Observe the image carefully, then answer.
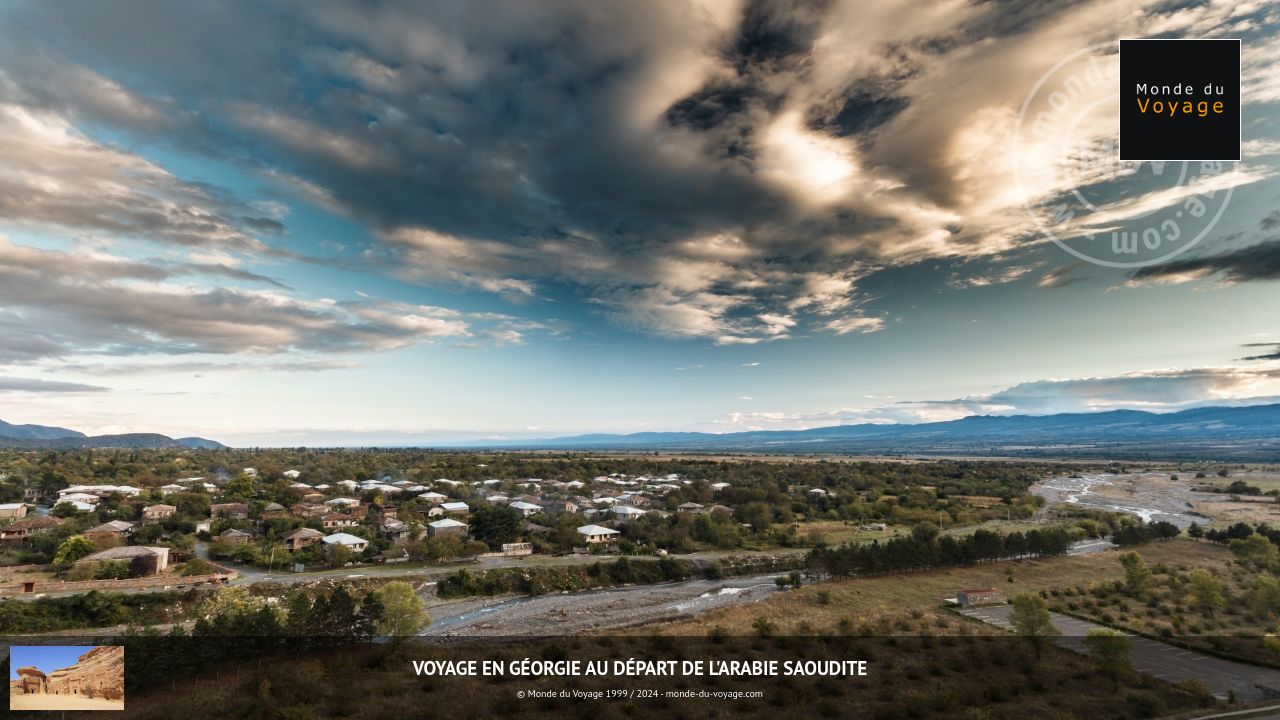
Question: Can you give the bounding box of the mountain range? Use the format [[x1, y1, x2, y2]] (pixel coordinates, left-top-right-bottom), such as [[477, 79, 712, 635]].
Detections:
[[0, 419, 224, 450], [454, 403, 1280, 461], [5, 403, 1280, 459]]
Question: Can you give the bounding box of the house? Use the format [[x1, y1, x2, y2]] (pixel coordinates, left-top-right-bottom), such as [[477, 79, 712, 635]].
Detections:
[[261, 502, 287, 519], [160, 483, 185, 495], [282, 527, 324, 552], [321, 532, 369, 553], [218, 528, 252, 545], [324, 497, 360, 510], [710, 482, 731, 492], [83, 520, 134, 543], [509, 501, 543, 517], [290, 502, 327, 519], [428, 518, 468, 538], [380, 518, 411, 543], [611, 505, 647, 523], [0, 515, 65, 543], [418, 492, 448, 504], [0, 502, 28, 519], [142, 504, 177, 522], [441, 501, 469, 516], [59, 484, 141, 498], [322, 513, 357, 530], [283, 470, 302, 479], [577, 524, 620, 544], [55, 492, 100, 507], [677, 502, 705, 514], [78, 545, 170, 575], [210, 502, 249, 519], [808, 488, 829, 497], [956, 587, 1006, 607], [542, 499, 579, 514]]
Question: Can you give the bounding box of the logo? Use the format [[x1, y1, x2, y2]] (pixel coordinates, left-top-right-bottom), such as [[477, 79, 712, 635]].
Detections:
[[1013, 43, 1237, 268]]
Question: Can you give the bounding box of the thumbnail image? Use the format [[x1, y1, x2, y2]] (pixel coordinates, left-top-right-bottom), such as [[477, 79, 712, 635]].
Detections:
[[9, 646, 124, 711]]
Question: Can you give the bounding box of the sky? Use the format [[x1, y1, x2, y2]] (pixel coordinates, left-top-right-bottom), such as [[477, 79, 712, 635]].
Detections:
[[1, 0, 1279, 446], [9, 646, 97, 680]]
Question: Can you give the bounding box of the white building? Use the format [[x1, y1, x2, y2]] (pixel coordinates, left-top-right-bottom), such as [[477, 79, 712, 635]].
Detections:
[[509, 501, 543, 517], [577, 524, 620, 544], [321, 533, 369, 553]]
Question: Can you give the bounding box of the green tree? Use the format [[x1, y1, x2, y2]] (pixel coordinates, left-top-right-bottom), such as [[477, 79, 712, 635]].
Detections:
[[53, 535, 96, 567], [373, 580, 431, 636], [1188, 569, 1225, 615], [1084, 628, 1131, 692], [1251, 576, 1280, 618], [1230, 534, 1279, 571], [1119, 552, 1153, 595], [1010, 592, 1061, 660]]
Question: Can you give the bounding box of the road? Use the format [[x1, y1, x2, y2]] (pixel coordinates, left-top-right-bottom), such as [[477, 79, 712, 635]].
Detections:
[[959, 604, 1280, 700], [423, 573, 783, 636]]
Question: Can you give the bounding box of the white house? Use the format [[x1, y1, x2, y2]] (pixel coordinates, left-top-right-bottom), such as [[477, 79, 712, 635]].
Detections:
[[577, 524, 620, 544], [612, 505, 647, 522], [160, 483, 185, 495], [441, 501, 469, 515], [283, 470, 302, 479], [509, 501, 543, 517], [321, 533, 369, 553]]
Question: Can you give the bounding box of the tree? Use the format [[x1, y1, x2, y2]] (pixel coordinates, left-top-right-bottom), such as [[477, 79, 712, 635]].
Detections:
[[468, 506, 523, 550], [1188, 523, 1204, 540], [53, 535, 96, 567], [373, 580, 431, 636], [1084, 628, 1131, 692], [1119, 552, 1153, 595], [1010, 592, 1060, 660], [1188, 569, 1225, 615], [910, 521, 939, 544], [1230, 534, 1278, 571]]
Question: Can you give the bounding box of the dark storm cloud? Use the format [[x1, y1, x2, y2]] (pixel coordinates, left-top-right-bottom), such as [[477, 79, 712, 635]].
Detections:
[[1242, 343, 1280, 361], [1129, 239, 1280, 284]]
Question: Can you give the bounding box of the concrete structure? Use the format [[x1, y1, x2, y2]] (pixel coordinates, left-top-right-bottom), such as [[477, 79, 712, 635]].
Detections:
[[79, 546, 170, 575], [0, 502, 28, 519], [956, 587, 1005, 607]]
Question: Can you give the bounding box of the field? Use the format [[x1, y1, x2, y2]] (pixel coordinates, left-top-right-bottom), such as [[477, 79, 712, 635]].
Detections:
[[648, 539, 1228, 637]]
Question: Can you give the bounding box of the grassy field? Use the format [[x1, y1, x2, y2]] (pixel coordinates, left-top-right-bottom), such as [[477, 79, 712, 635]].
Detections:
[[649, 539, 1227, 637], [1043, 541, 1280, 666]]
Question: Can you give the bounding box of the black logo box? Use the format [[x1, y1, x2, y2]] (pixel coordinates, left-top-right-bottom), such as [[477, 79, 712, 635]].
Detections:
[[1119, 38, 1240, 161]]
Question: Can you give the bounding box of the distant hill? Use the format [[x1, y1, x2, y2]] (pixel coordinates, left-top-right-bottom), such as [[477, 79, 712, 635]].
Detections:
[[0, 419, 84, 441], [0, 420, 226, 450], [454, 403, 1280, 461]]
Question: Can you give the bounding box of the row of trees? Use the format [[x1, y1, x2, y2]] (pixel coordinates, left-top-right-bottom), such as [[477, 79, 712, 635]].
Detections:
[[807, 526, 1076, 578]]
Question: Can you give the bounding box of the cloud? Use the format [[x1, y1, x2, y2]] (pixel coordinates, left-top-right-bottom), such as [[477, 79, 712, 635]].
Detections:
[[0, 102, 280, 251], [0, 377, 107, 393], [0, 238, 545, 363], [708, 365, 1280, 430], [0, 0, 1278, 347], [1128, 238, 1280, 285]]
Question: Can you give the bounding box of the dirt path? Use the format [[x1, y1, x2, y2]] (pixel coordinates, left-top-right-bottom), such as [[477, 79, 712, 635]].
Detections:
[[10, 695, 125, 710]]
